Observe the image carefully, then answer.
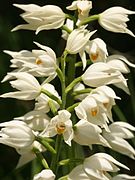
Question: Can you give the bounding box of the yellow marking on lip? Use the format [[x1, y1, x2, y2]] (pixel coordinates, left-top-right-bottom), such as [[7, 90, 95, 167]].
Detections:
[[103, 102, 108, 108], [90, 108, 98, 116], [90, 52, 99, 61], [36, 58, 42, 65], [56, 122, 66, 134]]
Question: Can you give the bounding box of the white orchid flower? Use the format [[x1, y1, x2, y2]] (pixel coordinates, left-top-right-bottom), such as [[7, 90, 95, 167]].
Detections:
[[66, 26, 96, 69], [74, 119, 110, 147], [82, 62, 126, 87], [16, 141, 46, 168], [67, 0, 92, 21], [91, 86, 120, 121], [83, 153, 129, 180], [0, 72, 42, 100], [86, 38, 108, 63], [68, 164, 90, 180], [15, 110, 50, 131], [12, 4, 66, 34], [3, 42, 57, 82], [1, 72, 60, 102], [40, 110, 73, 146], [33, 169, 55, 180], [75, 95, 110, 131], [99, 7, 135, 37], [35, 83, 61, 113], [106, 54, 135, 94], [103, 122, 135, 159], [106, 55, 130, 73], [0, 120, 35, 149], [108, 121, 135, 139]]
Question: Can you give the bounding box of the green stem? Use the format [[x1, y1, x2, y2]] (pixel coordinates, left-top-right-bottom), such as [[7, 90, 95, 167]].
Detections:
[[75, 60, 92, 68], [41, 88, 62, 106], [72, 88, 92, 96], [78, 14, 99, 26], [66, 55, 76, 108], [48, 100, 58, 115], [61, 25, 72, 34], [56, 66, 64, 83], [50, 51, 67, 176], [66, 14, 76, 23], [66, 102, 80, 112], [36, 136, 56, 154], [33, 148, 49, 169], [61, 51, 68, 109], [50, 135, 63, 174], [65, 76, 82, 94], [59, 158, 83, 166]]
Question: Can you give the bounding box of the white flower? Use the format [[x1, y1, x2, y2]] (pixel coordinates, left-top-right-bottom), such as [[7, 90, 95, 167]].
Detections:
[[16, 141, 45, 168], [61, 19, 74, 40], [83, 153, 129, 180], [35, 83, 60, 113], [67, 0, 92, 20], [73, 83, 88, 100], [24, 42, 57, 77], [91, 86, 120, 121], [103, 122, 135, 159], [0, 120, 35, 149], [3, 42, 57, 81], [15, 110, 50, 131], [41, 110, 73, 146], [33, 169, 55, 180], [107, 121, 135, 138], [106, 54, 135, 94], [112, 174, 135, 180], [12, 4, 66, 34], [68, 164, 90, 180], [98, 7, 135, 37], [65, 26, 96, 69], [0, 72, 41, 100], [106, 55, 130, 74], [68, 154, 131, 180], [86, 38, 108, 63], [75, 95, 110, 131], [74, 119, 110, 147], [82, 62, 125, 87], [66, 26, 93, 53]]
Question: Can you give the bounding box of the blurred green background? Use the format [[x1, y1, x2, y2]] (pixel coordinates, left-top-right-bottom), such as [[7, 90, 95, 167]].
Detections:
[[0, 0, 135, 179]]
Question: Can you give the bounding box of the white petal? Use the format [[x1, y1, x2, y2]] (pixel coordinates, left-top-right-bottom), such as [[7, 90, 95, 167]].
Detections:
[[68, 164, 89, 180]]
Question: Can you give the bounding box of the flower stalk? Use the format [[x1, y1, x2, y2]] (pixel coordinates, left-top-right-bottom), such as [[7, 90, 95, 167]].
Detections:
[[78, 14, 99, 26], [41, 88, 62, 106], [65, 76, 82, 94], [33, 147, 49, 169], [36, 136, 56, 154]]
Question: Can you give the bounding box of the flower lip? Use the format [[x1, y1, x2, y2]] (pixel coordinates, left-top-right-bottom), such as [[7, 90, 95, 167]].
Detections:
[[56, 122, 66, 134], [35, 58, 43, 65]]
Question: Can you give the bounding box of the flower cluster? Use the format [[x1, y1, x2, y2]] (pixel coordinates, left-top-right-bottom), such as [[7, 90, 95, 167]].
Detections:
[[0, 0, 135, 179]]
